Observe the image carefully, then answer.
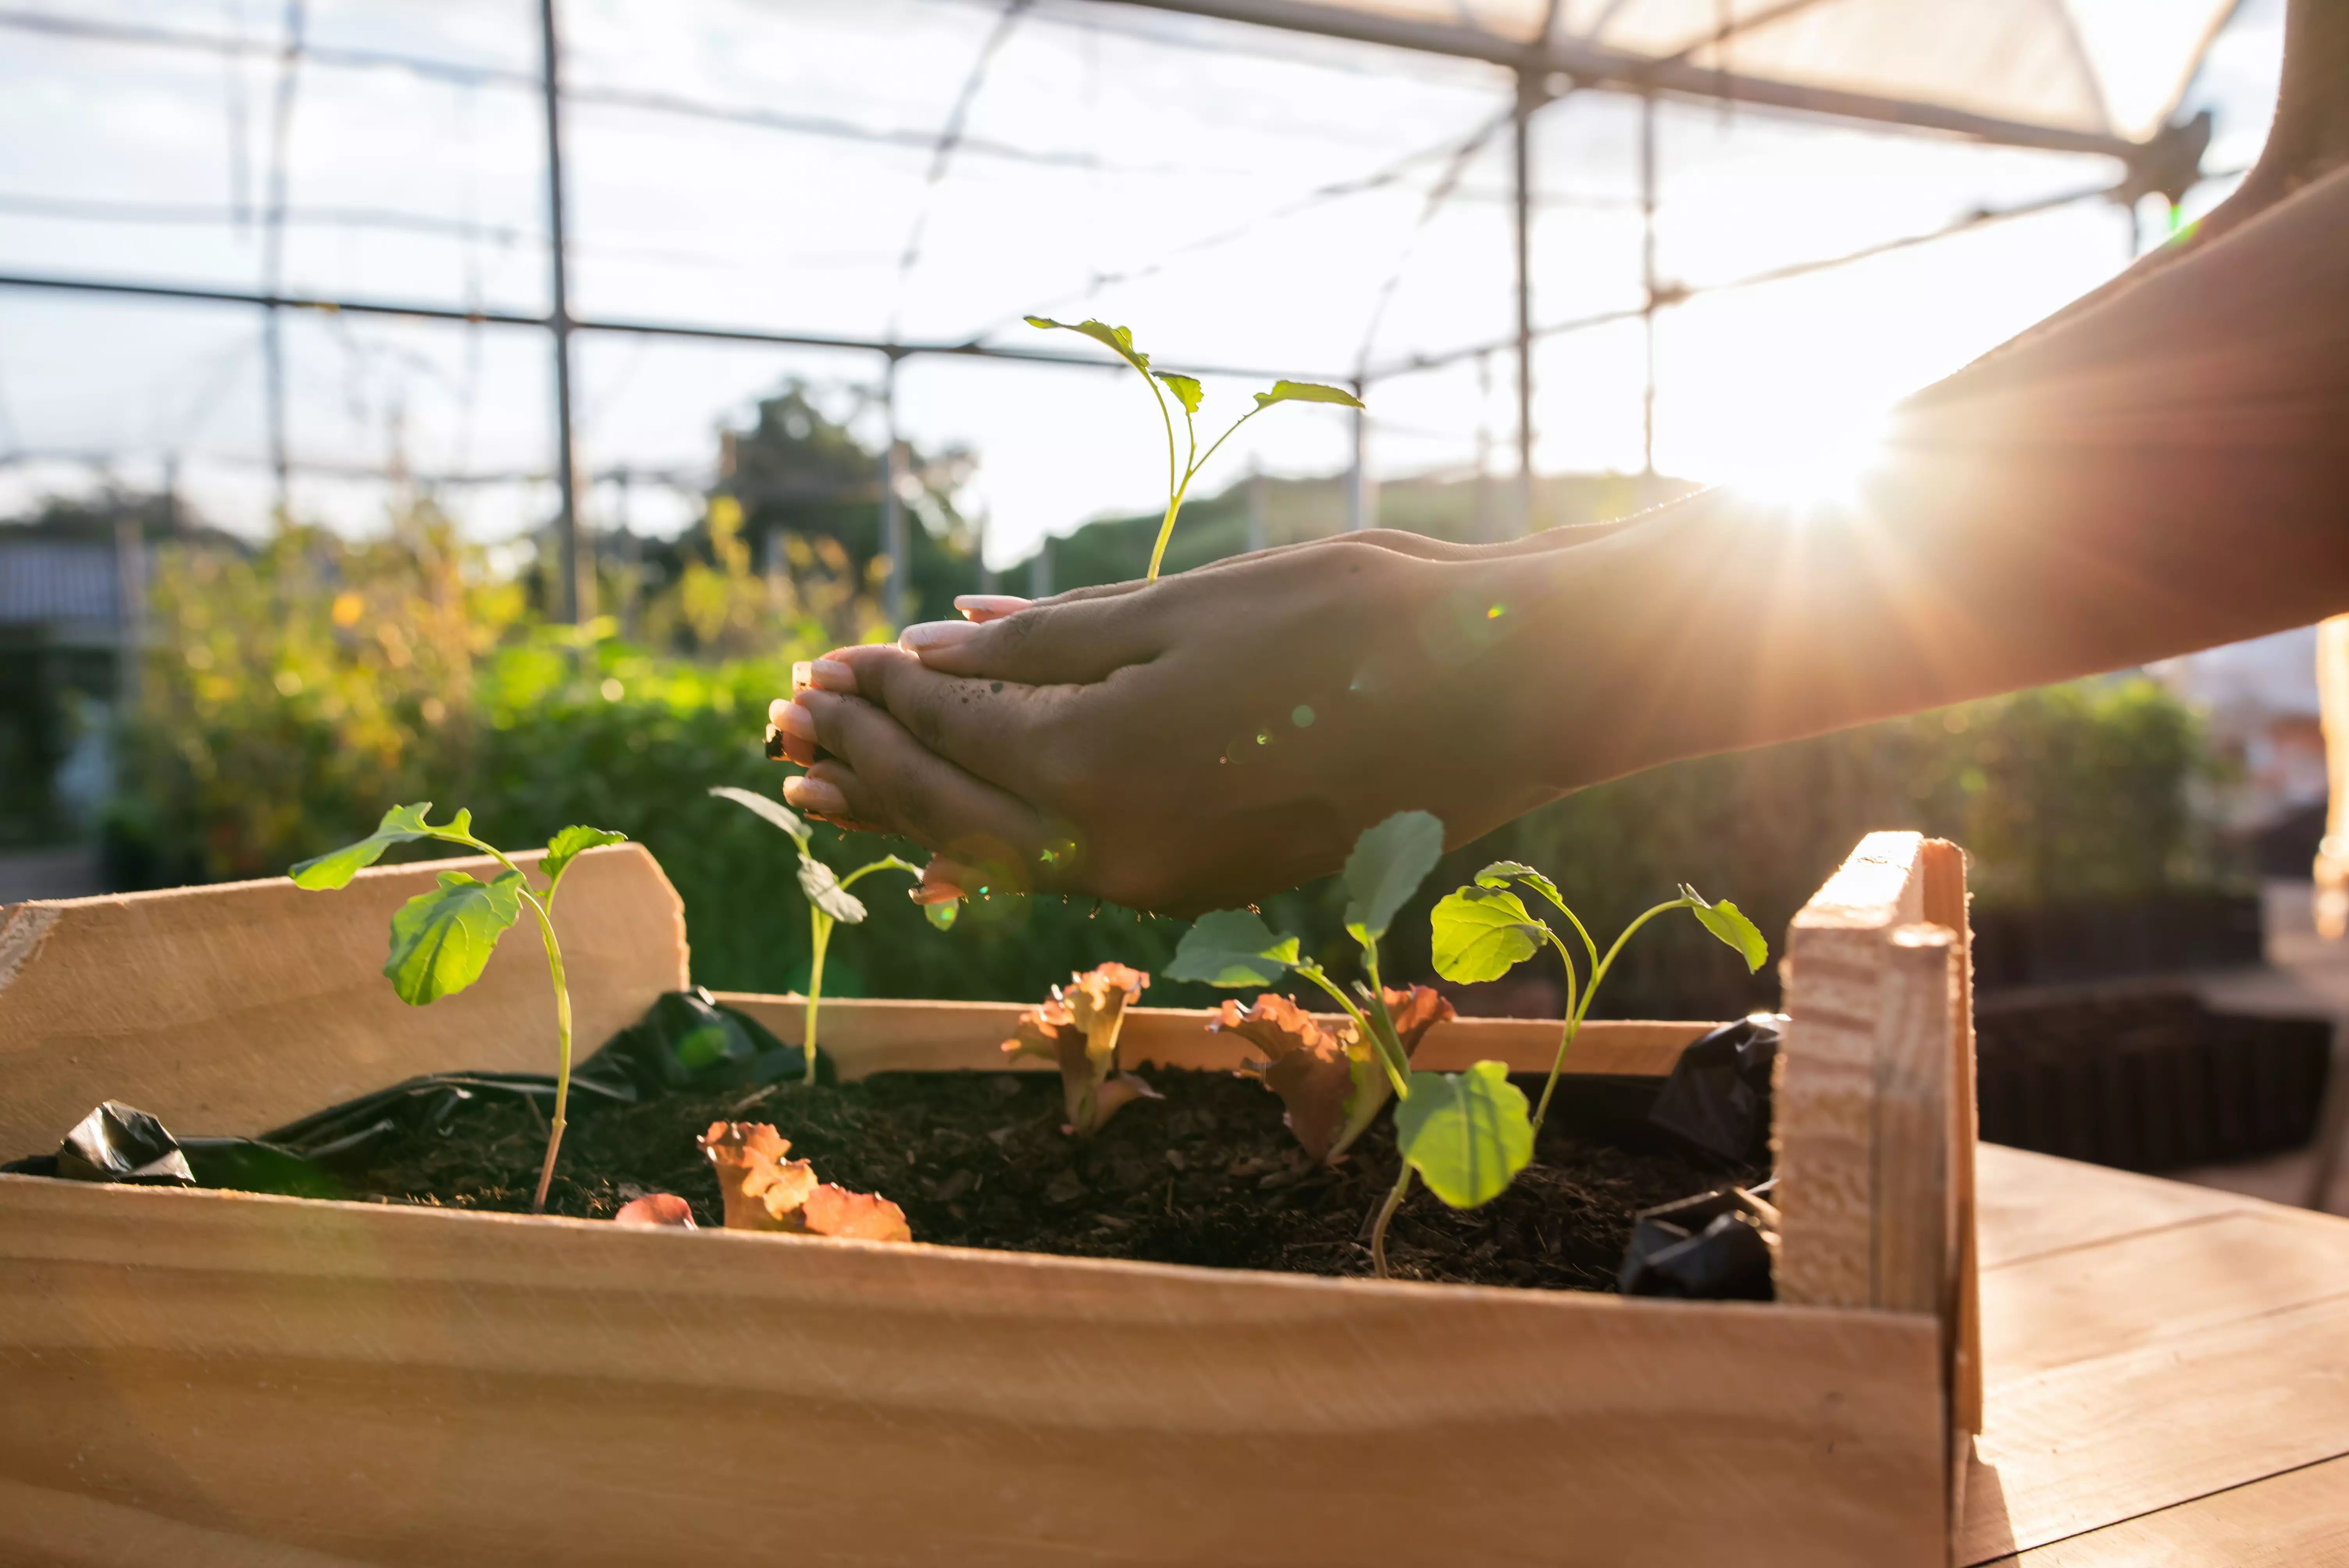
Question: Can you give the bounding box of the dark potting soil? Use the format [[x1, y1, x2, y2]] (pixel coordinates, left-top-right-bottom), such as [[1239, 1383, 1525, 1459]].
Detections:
[[329, 1067, 1752, 1292]]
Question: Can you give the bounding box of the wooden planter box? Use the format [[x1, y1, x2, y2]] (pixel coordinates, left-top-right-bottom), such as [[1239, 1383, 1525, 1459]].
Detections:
[[0, 833, 1979, 1567]]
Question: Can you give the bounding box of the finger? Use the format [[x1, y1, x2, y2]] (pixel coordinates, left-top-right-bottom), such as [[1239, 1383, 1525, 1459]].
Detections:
[[818, 645, 1052, 800], [791, 690, 1054, 890], [897, 591, 1164, 684], [767, 697, 816, 765], [954, 594, 1029, 622]]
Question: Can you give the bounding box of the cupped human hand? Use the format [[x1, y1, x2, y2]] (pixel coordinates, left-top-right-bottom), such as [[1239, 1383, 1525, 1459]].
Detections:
[[766, 533, 1578, 914]]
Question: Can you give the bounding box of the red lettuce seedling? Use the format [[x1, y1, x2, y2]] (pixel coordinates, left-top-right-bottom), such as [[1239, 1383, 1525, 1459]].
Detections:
[[1024, 316, 1362, 581], [711, 785, 953, 1085], [698, 1121, 913, 1242], [291, 803, 624, 1214], [1003, 961, 1159, 1135], [1214, 985, 1454, 1165], [613, 1192, 696, 1227]]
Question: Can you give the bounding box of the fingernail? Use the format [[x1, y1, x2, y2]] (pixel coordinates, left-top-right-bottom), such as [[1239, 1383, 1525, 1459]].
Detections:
[[774, 702, 816, 743], [808, 657, 855, 692], [783, 775, 848, 816], [899, 620, 980, 652], [954, 594, 1029, 621], [791, 660, 814, 699]]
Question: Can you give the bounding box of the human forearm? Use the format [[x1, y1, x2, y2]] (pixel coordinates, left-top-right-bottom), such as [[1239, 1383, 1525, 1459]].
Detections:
[[1504, 162, 2349, 793]]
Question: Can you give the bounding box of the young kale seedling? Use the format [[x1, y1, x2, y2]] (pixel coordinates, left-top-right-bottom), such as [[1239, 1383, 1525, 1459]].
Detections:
[[291, 803, 625, 1213], [1431, 865, 1768, 1130], [1024, 317, 1362, 581], [1169, 809, 1511, 1276], [711, 786, 954, 1085]]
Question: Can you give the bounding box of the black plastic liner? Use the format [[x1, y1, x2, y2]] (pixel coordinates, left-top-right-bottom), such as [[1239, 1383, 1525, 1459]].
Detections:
[[5, 987, 808, 1196], [1616, 1183, 1778, 1300], [1647, 1014, 1780, 1165]]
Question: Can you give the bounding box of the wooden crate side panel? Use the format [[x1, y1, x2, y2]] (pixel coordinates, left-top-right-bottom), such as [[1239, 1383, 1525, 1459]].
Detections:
[[1921, 838, 1984, 1438], [1777, 919, 1901, 1307], [0, 1174, 1948, 1568], [716, 993, 1714, 1079], [0, 846, 687, 1155]]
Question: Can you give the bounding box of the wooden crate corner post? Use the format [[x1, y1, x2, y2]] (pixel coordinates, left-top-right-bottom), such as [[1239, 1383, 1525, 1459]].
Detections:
[[1773, 832, 1982, 1539]]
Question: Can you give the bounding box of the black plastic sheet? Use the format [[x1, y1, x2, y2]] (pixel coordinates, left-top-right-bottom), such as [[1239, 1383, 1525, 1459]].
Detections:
[[5, 988, 806, 1196], [1616, 1183, 1779, 1300], [1646, 1014, 1781, 1164]]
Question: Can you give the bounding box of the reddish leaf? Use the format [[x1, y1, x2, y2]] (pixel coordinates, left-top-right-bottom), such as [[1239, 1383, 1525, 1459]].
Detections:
[[801, 1183, 914, 1243], [697, 1120, 913, 1242], [1004, 964, 1152, 1135], [1383, 984, 1457, 1059], [1215, 994, 1355, 1163], [613, 1192, 696, 1228]]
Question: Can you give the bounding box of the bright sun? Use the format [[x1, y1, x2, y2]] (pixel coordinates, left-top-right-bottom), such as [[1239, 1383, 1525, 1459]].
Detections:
[[1711, 401, 1895, 513]]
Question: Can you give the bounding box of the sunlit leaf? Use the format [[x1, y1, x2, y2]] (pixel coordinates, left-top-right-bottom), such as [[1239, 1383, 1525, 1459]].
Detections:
[[1476, 858, 1564, 912], [1155, 371, 1203, 414], [1430, 885, 1545, 984], [1024, 315, 1150, 375], [542, 824, 626, 888], [290, 801, 457, 889], [1394, 1062, 1534, 1209], [1381, 983, 1456, 1058], [1253, 379, 1362, 410], [800, 1183, 914, 1243], [612, 1192, 695, 1228], [382, 868, 525, 1005], [1166, 908, 1301, 987], [798, 857, 868, 924], [1342, 809, 1444, 944], [709, 784, 812, 851], [698, 1121, 818, 1231], [1681, 884, 1769, 973], [1217, 994, 1356, 1163]]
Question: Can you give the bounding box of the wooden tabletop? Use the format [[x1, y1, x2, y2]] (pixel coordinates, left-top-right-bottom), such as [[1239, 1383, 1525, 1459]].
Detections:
[[1965, 1142, 2349, 1564]]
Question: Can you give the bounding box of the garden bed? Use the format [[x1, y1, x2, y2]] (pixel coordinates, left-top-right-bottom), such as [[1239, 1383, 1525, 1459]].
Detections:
[[0, 834, 1980, 1567]]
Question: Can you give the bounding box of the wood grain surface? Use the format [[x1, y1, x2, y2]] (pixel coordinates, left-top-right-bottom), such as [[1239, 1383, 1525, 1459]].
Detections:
[[0, 845, 686, 1158]]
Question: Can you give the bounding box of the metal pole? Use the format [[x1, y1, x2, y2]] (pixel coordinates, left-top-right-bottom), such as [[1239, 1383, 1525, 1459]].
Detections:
[[880, 355, 908, 627], [1640, 89, 1658, 478], [261, 0, 304, 524], [1511, 66, 1536, 535], [538, 0, 584, 625], [1474, 349, 1495, 542]]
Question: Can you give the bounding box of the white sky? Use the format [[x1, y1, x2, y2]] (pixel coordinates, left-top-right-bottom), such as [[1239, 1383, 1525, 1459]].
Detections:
[[0, 0, 2287, 563]]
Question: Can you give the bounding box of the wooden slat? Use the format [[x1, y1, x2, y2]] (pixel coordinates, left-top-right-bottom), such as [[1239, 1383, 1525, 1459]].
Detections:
[[0, 1173, 1950, 1568], [1979, 1210, 2349, 1381], [1974, 1145, 2250, 1270], [1969, 1453, 2349, 1566], [715, 993, 1714, 1080], [1777, 830, 1932, 1308], [1960, 1289, 2349, 1561], [0, 846, 687, 1155], [1920, 839, 1982, 1438], [1875, 925, 1959, 1316]]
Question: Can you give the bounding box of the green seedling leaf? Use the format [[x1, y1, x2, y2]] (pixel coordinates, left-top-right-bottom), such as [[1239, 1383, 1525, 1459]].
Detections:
[[1393, 1061, 1535, 1209], [1025, 315, 1150, 375], [1476, 858, 1564, 911], [1342, 809, 1445, 944], [1166, 908, 1301, 987], [542, 824, 626, 888], [1682, 884, 1769, 973], [1253, 379, 1363, 410], [1430, 885, 1545, 984], [798, 857, 868, 924], [289, 801, 465, 889], [709, 784, 812, 851], [1155, 371, 1203, 414], [923, 898, 959, 931], [383, 868, 525, 1005]]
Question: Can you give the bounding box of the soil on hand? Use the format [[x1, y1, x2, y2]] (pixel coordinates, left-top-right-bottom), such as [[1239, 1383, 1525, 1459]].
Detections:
[[334, 1068, 1751, 1292]]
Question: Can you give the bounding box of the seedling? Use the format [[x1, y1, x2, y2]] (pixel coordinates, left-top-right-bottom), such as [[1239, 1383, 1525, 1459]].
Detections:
[[1169, 809, 1498, 1275], [290, 803, 625, 1213], [1024, 317, 1363, 581], [700, 1121, 912, 1241], [711, 785, 954, 1085], [1004, 962, 1158, 1136], [1210, 985, 1452, 1165], [1431, 866, 1767, 1130]]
